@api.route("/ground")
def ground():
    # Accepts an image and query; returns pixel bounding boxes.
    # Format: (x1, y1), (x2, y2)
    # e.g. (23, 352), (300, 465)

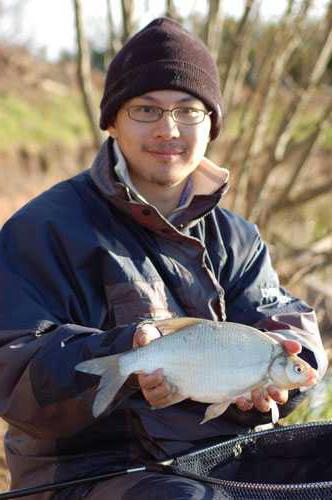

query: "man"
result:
(0, 17), (327, 499)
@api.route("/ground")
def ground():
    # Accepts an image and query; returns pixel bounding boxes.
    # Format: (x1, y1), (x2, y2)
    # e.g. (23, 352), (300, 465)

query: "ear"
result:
(107, 124), (118, 139)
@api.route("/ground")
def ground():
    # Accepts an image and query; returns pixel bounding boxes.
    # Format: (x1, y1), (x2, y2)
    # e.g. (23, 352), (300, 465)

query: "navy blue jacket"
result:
(0, 140), (327, 490)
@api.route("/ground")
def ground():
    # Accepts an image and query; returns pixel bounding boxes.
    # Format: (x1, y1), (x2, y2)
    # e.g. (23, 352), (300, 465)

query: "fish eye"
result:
(294, 364), (304, 374)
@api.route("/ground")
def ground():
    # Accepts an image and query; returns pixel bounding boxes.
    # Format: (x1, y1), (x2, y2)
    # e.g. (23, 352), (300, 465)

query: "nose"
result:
(153, 112), (180, 139)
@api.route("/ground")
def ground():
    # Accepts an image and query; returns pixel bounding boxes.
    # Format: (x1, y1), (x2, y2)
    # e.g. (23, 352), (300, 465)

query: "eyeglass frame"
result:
(124, 105), (213, 125)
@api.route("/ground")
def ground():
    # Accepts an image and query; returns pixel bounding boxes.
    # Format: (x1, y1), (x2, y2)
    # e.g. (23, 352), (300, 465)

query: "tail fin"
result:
(76, 354), (127, 417)
(93, 354), (127, 417)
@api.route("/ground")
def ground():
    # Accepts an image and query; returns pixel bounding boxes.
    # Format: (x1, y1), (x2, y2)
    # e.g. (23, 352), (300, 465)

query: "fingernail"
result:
(270, 391), (286, 404)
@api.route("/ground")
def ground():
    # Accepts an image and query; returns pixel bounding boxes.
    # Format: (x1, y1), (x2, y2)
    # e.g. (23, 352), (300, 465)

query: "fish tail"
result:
(93, 353), (127, 418)
(76, 354), (129, 417)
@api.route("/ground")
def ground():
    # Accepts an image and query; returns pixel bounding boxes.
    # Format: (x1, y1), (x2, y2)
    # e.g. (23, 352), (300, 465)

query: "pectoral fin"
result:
(200, 400), (231, 425)
(270, 400), (280, 424)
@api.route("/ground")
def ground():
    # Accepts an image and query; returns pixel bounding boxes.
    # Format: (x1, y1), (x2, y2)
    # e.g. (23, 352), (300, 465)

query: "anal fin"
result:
(200, 400), (231, 425)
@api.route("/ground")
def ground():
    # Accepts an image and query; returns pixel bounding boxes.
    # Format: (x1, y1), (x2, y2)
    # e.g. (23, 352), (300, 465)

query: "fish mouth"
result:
(306, 369), (318, 386)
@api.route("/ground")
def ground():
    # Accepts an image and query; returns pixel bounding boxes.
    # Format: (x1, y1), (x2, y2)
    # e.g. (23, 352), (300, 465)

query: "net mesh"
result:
(170, 421), (332, 499)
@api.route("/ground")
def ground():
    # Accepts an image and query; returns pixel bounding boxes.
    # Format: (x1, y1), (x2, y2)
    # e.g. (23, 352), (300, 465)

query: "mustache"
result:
(142, 142), (187, 154)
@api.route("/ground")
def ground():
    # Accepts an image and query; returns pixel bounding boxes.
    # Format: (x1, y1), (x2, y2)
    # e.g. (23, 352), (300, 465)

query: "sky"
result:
(1, 0), (330, 60)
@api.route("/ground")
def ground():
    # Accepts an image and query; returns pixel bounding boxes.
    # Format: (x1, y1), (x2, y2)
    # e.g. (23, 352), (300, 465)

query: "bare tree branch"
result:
(230, 45), (276, 213)
(285, 252), (332, 287)
(221, 0), (256, 92)
(121, 0), (136, 44)
(202, 0), (225, 61)
(251, 35), (300, 156)
(271, 231), (332, 260)
(274, 22), (332, 161)
(223, 2), (261, 114)
(269, 101), (332, 212)
(106, 0), (118, 60)
(227, 1), (310, 214)
(248, 111), (318, 222)
(274, 178), (332, 211)
(165, 0), (179, 19)
(250, 118), (331, 224)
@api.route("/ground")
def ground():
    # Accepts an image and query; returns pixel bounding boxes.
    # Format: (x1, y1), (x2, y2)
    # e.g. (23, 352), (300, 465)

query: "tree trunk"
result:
(166, 0), (179, 19)
(221, 0), (256, 93)
(72, 0), (103, 150)
(106, 0), (118, 60)
(121, 0), (136, 44)
(202, 0), (225, 62)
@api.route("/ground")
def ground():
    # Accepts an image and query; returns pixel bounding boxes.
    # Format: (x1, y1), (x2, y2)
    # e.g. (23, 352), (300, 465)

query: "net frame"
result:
(169, 421), (332, 499)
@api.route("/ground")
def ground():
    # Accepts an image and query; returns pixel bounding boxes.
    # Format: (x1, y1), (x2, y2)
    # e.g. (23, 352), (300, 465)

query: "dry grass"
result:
(0, 420), (8, 492)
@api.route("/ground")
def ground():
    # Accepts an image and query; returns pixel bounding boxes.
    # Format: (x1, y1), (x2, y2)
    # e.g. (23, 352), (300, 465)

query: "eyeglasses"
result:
(125, 105), (212, 125)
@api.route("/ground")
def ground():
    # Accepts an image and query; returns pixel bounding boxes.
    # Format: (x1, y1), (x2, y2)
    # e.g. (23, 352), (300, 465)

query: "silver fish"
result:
(76, 318), (317, 423)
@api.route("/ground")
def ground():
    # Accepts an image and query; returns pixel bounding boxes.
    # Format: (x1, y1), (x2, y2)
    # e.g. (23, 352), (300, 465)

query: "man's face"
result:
(108, 90), (211, 190)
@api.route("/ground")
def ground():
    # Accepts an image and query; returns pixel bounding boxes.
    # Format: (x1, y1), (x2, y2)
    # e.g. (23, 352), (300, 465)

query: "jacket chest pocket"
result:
(105, 280), (181, 326)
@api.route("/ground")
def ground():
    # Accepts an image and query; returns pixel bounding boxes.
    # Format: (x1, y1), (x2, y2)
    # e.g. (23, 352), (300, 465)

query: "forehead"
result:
(128, 90), (204, 107)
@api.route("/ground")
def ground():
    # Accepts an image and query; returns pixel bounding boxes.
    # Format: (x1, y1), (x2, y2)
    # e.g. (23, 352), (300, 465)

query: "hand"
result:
(235, 338), (302, 414)
(133, 323), (161, 349)
(133, 324), (178, 408)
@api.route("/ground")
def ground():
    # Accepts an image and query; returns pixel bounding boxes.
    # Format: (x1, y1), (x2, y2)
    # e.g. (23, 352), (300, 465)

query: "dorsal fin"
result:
(145, 317), (204, 336)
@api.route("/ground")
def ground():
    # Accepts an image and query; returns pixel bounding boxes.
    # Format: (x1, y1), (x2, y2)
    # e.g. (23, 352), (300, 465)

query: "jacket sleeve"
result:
(223, 221), (328, 425)
(0, 208), (136, 440)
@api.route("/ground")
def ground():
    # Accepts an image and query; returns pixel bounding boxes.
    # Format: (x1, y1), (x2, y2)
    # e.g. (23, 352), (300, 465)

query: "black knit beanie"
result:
(100, 17), (223, 140)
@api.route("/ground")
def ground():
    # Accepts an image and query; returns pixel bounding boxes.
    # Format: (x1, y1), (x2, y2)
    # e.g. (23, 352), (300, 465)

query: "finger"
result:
(235, 396), (254, 412)
(266, 333), (302, 355)
(144, 382), (177, 406)
(149, 385), (179, 408)
(267, 385), (288, 405)
(133, 325), (161, 348)
(137, 369), (164, 390)
(251, 388), (271, 413)
(282, 339), (302, 355)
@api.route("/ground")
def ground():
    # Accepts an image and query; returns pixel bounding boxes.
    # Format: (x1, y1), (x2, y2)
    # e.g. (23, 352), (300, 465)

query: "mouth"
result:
(144, 144), (186, 160)
(146, 150), (184, 160)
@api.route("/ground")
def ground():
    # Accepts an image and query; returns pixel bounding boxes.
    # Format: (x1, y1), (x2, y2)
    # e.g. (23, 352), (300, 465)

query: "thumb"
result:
(133, 324), (161, 348)
(266, 332), (302, 355)
(282, 339), (302, 355)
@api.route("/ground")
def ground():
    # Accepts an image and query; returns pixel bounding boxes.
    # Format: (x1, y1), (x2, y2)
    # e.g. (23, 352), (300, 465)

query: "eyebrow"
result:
(136, 95), (201, 105)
